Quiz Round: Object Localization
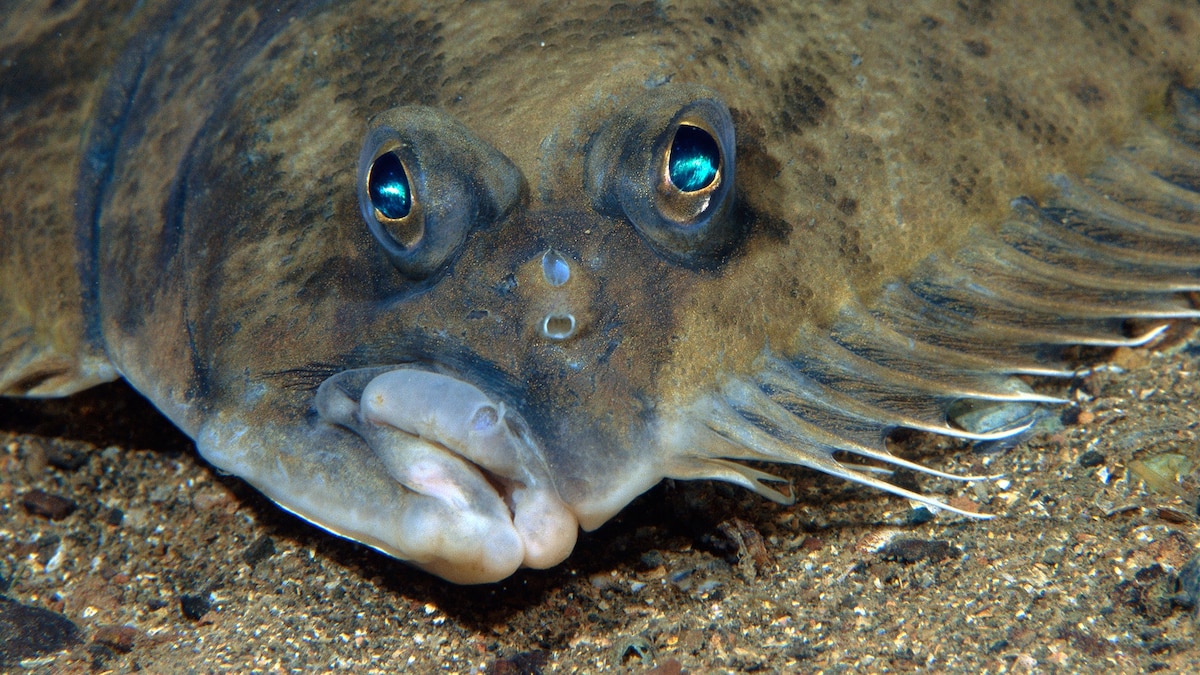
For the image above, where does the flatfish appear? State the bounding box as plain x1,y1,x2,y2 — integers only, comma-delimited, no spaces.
2,0,1199,583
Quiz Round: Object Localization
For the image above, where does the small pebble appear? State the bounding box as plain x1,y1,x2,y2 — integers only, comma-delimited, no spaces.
242,535,276,567
906,506,935,525
644,659,684,675
1177,553,1200,611
92,625,138,653
103,507,125,526
640,550,666,569
45,445,88,471
1155,507,1190,524
0,596,82,665
716,517,770,577
179,594,212,621
1078,449,1106,468
667,566,696,583
21,489,78,521
1041,546,1066,566
589,573,620,591
878,538,962,564
488,650,548,675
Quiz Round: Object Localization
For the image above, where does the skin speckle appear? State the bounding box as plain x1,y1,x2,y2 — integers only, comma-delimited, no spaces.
775,61,836,133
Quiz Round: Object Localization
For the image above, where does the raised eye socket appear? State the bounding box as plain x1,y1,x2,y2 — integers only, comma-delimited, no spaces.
357,107,524,280
584,85,740,266
667,125,720,193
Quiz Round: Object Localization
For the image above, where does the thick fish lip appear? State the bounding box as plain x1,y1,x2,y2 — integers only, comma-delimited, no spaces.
313,365,578,583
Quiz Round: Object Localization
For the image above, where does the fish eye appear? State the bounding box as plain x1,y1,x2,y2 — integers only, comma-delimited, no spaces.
584,84,741,266
655,119,726,226
666,124,720,193
356,107,524,280
368,151,413,220
359,140,427,269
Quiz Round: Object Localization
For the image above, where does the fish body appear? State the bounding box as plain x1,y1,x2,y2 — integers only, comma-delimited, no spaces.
2,1,1200,583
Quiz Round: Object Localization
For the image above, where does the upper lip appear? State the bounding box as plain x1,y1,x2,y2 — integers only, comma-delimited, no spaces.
312,364,580,578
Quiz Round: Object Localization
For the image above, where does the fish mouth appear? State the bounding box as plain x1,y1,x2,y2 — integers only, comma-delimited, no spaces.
314,365,577,583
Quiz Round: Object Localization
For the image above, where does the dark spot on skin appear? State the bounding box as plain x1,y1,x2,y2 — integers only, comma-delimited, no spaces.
949,155,983,205
955,0,1000,26
332,17,443,115
837,197,858,215
920,15,942,29
728,107,790,243
736,196,791,244
1072,0,1149,58
730,107,782,178
917,49,963,84
984,87,1069,146
838,226,865,262
710,0,764,35
494,274,518,297
776,63,834,132
889,468,921,493
963,39,990,57
0,2,133,111
1070,80,1107,107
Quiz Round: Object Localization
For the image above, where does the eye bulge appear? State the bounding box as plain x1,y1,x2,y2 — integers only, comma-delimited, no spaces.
584,83,739,265
357,107,524,280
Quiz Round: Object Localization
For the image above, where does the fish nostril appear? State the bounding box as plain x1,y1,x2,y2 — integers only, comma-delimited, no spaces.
541,249,571,287
541,313,577,340
470,404,500,431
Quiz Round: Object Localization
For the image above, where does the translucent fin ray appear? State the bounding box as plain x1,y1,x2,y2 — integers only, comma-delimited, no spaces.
670,85,1200,519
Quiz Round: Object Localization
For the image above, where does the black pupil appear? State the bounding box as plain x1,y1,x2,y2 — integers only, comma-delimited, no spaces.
668,125,720,192
368,152,412,219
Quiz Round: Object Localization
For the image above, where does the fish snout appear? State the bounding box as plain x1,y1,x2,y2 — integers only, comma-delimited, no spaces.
314,367,579,582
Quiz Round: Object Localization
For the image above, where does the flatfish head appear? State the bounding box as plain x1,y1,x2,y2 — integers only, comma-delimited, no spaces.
2,1,1199,583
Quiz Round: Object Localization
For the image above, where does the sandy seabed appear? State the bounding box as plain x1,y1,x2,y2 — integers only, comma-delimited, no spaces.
2,340,1199,674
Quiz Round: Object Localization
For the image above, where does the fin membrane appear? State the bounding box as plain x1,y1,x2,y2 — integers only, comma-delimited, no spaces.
687,85,1200,517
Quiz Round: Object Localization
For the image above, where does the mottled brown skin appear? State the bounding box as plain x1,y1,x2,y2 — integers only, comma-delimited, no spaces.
2,1,1199,582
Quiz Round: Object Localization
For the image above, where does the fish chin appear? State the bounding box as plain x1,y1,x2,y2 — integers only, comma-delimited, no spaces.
314,367,578,581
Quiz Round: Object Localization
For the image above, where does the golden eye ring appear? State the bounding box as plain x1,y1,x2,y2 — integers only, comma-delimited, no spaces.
365,144,425,250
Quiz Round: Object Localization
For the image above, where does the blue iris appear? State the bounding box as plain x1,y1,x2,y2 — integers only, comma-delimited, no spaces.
368,152,412,219
668,125,720,192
